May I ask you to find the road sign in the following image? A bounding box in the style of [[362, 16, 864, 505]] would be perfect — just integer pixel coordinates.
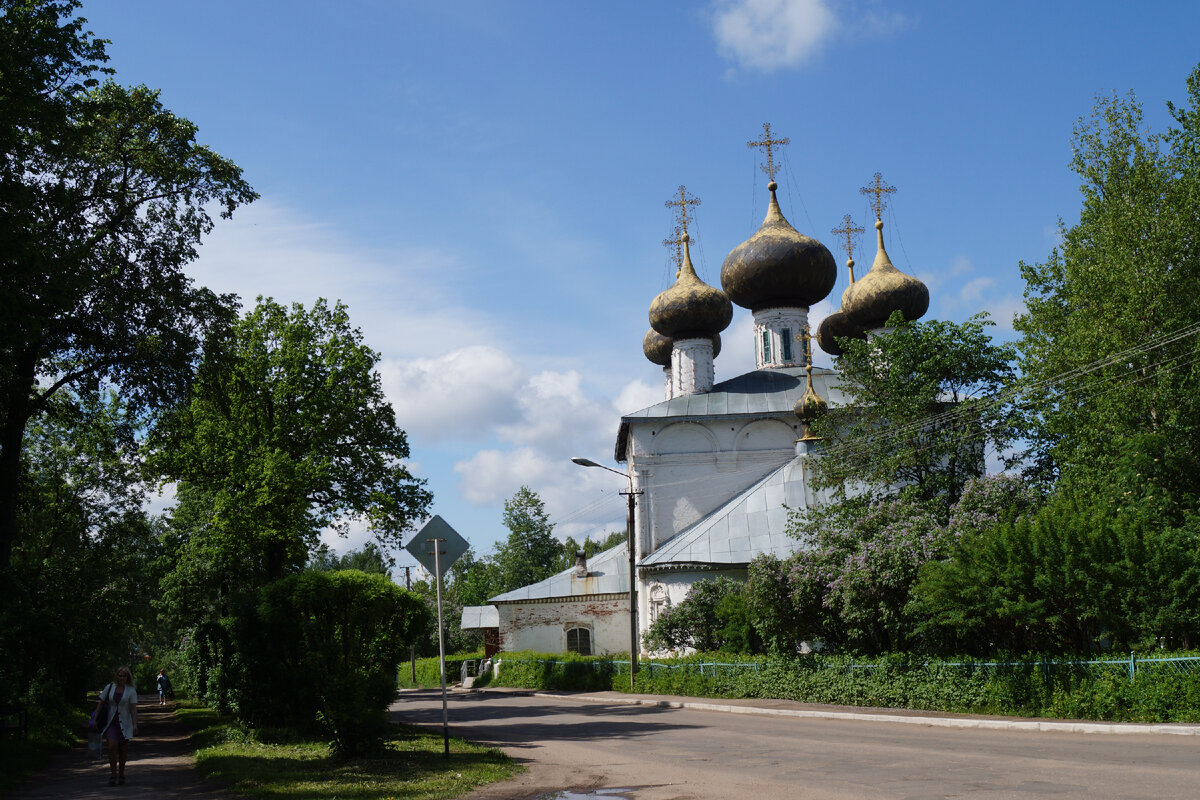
[[405, 515, 469, 577]]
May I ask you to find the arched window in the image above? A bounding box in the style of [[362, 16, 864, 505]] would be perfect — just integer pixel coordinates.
[[761, 330, 772, 363], [566, 626, 592, 655], [781, 328, 793, 362]]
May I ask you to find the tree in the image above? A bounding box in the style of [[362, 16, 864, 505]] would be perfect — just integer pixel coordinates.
[[1, 390, 161, 710], [309, 541, 393, 575], [813, 313, 1017, 520], [491, 486, 560, 595], [1015, 64, 1200, 498], [0, 0, 256, 568], [151, 298, 431, 615]]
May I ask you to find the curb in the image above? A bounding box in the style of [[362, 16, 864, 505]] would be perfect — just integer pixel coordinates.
[[518, 690, 1200, 736]]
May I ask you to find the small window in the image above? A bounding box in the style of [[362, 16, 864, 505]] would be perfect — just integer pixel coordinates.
[[781, 328, 793, 362], [761, 330, 771, 363], [566, 627, 592, 655]]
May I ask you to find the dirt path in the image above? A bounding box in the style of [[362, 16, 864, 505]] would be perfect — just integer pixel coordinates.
[[6, 704, 236, 800]]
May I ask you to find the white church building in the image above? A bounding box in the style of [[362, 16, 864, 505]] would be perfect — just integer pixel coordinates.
[[485, 128, 928, 656]]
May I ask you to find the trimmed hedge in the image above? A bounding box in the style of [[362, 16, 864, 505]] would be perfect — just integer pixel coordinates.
[[441, 650, 1200, 723]]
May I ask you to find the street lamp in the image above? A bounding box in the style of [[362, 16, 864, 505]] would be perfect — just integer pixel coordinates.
[[572, 456, 640, 689]]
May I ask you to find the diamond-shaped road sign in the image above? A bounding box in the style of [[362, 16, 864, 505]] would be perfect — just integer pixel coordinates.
[[405, 515, 469, 577]]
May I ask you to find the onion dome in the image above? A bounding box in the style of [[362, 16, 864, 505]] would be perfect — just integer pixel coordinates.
[[643, 328, 672, 366], [720, 181, 837, 312], [794, 335, 827, 441], [840, 218, 929, 331], [649, 234, 732, 339], [816, 308, 859, 357], [643, 329, 721, 366]]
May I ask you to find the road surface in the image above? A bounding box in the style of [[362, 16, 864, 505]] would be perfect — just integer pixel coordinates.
[[389, 688, 1200, 800]]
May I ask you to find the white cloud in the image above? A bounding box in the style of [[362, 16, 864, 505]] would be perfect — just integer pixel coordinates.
[[615, 379, 662, 416], [711, 0, 837, 72], [381, 346, 526, 442], [950, 255, 975, 276], [189, 198, 496, 359]]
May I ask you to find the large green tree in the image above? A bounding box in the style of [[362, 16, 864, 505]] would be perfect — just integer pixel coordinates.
[[1015, 64, 1200, 497], [813, 313, 1017, 520], [491, 485, 560, 595], [0, 0, 255, 567], [151, 298, 431, 618]]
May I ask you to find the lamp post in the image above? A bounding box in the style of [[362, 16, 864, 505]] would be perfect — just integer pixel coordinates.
[[572, 456, 641, 690]]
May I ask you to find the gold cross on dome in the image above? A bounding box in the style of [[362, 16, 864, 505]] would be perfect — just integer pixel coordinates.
[[665, 185, 701, 239], [831, 214, 864, 264], [662, 226, 685, 270], [747, 122, 790, 182], [860, 172, 897, 220]]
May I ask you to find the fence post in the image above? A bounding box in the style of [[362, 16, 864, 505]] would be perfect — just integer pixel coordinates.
[[1129, 652, 1136, 679]]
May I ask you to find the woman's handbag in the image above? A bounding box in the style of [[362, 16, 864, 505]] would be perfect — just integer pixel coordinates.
[[89, 684, 110, 732]]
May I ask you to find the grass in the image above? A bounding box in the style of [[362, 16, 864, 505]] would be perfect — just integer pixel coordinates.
[[178, 700, 524, 800]]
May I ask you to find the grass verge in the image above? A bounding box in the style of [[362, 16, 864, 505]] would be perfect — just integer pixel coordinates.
[[178, 701, 523, 800]]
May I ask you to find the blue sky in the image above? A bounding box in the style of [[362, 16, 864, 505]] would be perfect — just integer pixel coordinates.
[[84, 1, 1200, 572]]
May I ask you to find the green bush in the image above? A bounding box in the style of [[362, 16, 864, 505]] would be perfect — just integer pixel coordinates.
[[487, 651, 627, 692], [398, 652, 484, 689], [247, 570, 430, 756]]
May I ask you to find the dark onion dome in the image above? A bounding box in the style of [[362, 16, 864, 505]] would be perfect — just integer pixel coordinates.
[[643, 328, 672, 366], [720, 181, 837, 312], [816, 308, 860, 357], [839, 218, 929, 331], [649, 234, 733, 339], [643, 329, 721, 366]]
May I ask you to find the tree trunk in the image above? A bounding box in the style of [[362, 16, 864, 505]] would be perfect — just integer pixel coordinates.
[[0, 346, 38, 570]]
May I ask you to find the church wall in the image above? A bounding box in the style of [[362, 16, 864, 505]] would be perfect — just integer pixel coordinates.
[[495, 596, 629, 656], [627, 415, 798, 554]]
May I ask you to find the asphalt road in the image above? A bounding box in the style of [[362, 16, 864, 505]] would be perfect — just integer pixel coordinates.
[[389, 689, 1200, 800]]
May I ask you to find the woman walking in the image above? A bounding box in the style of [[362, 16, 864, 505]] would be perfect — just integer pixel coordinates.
[[94, 666, 138, 786]]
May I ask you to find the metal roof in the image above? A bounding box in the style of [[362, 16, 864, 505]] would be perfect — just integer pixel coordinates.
[[638, 458, 809, 568], [460, 605, 499, 629], [488, 540, 630, 603], [616, 367, 838, 460]]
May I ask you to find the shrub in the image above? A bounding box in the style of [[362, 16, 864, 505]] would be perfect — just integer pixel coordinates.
[[248, 570, 430, 756]]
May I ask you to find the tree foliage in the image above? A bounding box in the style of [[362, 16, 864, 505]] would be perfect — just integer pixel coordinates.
[[151, 297, 431, 605], [491, 485, 560, 595], [0, 0, 256, 568], [814, 313, 1017, 520], [642, 577, 760, 655], [1015, 65, 1200, 496]]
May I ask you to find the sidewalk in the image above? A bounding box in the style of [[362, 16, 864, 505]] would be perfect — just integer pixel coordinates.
[[6, 704, 237, 800], [465, 685, 1200, 736]]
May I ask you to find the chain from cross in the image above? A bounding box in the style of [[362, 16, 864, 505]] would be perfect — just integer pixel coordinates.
[[747, 122, 790, 183], [831, 214, 864, 263], [662, 225, 685, 270], [664, 185, 701, 239], [860, 172, 897, 220]]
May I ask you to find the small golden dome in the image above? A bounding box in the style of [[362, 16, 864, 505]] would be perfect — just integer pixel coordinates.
[[840, 218, 929, 330], [720, 181, 837, 312], [649, 234, 733, 339]]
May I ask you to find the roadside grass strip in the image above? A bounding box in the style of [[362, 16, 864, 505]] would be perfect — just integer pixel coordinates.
[[178, 703, 522, 799]]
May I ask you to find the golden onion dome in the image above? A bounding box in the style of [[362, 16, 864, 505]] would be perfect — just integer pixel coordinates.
[[794, 378, 827, 425], [840, 218, 929, 331], [643, 329, 721, 366], [649, 234, 733, 339], [720, 181, 837, 312]]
